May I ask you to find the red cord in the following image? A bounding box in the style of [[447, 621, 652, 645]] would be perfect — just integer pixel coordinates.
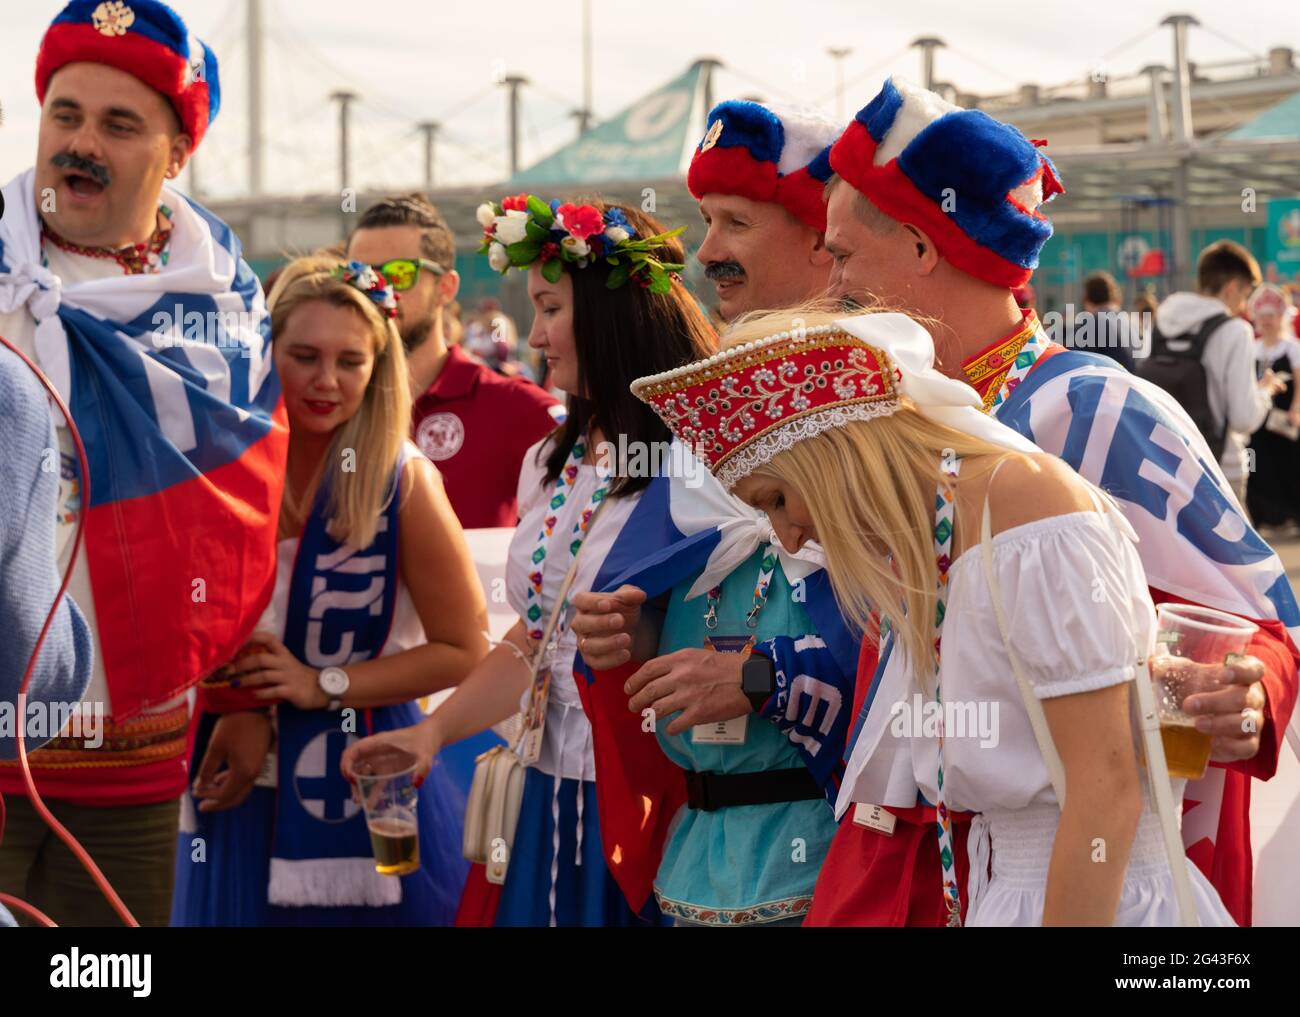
[[0, 892, 57, 928], [0, 334, 139, 928]]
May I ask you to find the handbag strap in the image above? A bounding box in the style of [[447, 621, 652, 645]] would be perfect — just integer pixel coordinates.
[[977, 457, 1067, 805], [511, 498, 609, 751]]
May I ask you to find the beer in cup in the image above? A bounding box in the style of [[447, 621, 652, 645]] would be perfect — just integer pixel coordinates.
[[348, 744, 420, 876], [1151, 604, 1257, 780]]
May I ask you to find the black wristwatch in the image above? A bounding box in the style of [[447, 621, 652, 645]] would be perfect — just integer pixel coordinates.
[[741, 652, 775, 713]]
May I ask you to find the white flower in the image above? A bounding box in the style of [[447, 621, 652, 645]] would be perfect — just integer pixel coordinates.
[[604, 225, 630, 244], [562, 235, 590, 259], [476, 202, 497, 228], [488, 242, 510, 273], [493, 210, 530, 245]]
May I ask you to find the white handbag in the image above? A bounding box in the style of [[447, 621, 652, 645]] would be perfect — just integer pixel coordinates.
[[461, 533, 594, 884], [976, 479, 1198, 926]]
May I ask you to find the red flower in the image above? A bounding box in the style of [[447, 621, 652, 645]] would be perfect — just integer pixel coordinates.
[[501, 194, 529, 212], [540, 241, 560, 262], [556, 203, 604, 241]]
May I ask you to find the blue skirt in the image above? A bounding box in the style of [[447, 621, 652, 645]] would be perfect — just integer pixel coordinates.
[[494, 767, 668, 927], [172, 712, 470, 927]]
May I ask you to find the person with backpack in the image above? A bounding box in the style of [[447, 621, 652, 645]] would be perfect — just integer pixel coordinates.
[[1145, 241, 1285, 506]]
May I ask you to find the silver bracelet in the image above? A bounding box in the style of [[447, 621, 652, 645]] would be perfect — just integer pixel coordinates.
[[488, 633, 532, 669]]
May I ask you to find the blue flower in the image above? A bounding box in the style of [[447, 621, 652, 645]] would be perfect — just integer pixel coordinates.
[[604, 207, 637, 240]]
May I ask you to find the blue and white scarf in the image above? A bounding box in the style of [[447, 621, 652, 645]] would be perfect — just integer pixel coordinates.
[[268, 454, 420, 908]]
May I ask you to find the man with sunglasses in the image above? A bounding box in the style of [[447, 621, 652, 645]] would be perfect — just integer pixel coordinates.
[[348, 194, 562, 528]]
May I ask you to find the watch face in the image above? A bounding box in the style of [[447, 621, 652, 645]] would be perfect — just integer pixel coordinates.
[[319, 666, 349, 696], [742, 656, 774, 697]]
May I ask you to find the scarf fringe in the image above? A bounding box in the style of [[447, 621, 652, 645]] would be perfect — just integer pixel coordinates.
[[268, 857, 402, 908]]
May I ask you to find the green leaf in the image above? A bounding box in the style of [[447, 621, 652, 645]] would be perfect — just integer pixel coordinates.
[[605, 256, 620, 266], [605, 264, 629, 289], [526, 196, 553, 224], [658, 262, 685, 272], [506, 240, 540, 266], [649, 271, 672, 294], [541, 258, 564, 284], [525, 219, 551, 242]]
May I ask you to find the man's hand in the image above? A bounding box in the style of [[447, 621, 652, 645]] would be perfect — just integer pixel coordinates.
[[192, 710, 273, 813], [1159, 653, 1268, 763], [570, 585, 649, 669], [625, 648, 752, 736]]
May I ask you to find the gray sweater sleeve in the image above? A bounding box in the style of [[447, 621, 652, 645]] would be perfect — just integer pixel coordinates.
[[0, 344, 93, 761]]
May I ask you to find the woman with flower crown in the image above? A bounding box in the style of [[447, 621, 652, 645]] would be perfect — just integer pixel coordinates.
[[633, 305, 1235, 927], [171, 255, 489, 926], [343, 196, 717, 926]]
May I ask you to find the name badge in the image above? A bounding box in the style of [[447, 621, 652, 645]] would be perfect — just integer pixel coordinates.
[[254, 745, 278, 789], [517, 666, 553, 767], [691, 635, 754, 746], [852, 802, 896, 836]]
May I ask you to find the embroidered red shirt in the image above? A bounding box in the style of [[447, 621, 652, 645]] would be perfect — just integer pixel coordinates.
[[411, 346, 562, 529]]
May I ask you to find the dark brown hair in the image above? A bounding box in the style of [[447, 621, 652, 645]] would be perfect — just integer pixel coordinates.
[[352, 193, 456, 270], [1083, 270, 1121, 306], [541, 200, 717, 496], [1197, 239, 1261, 295]]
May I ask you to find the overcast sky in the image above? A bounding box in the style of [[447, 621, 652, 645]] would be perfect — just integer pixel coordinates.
[[0, 0, 1294, 199]]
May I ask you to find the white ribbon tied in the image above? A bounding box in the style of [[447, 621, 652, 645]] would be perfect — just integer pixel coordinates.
[[665, 443, 826, 600]]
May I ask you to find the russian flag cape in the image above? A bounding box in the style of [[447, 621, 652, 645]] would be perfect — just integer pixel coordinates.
[[990, 341, 1300, 863], [0, 169, 288, 717], [571, 448, 859, 912]]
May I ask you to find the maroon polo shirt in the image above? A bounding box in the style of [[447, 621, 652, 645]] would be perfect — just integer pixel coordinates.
[[411, 346, 563, 528]]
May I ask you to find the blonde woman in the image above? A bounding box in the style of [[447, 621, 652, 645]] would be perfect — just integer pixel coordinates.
[[173, 257, 488, 927], [633, 307, 1234, 927]]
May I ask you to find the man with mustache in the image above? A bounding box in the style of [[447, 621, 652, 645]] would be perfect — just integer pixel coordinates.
[[569, 101, 857, 927], [0, 0, 285, 926], [807, 78, 1298, 926], [693, 101, 838, 322]]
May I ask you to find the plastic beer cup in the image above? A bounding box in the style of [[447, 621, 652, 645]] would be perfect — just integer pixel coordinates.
[[1151, 604, 1257, 780], [349, 744, 420, 876]]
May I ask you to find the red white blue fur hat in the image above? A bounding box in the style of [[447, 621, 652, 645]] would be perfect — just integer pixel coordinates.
[[36, 0, 221, 150], [830, 79, 1063, 288], [688, 100, 840, 232]]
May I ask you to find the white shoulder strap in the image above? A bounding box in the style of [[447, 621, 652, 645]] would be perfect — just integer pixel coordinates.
[[977, 463, 1068, 806]]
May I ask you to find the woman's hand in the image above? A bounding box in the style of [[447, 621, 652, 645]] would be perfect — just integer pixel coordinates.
[[340, 717, 442, 788], [227, 631, 327, 710], [192, 710, 274, 813]]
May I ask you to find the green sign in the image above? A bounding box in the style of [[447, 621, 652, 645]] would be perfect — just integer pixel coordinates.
[[1266, 198, 1300, 278], [510, 64, 704, 186]]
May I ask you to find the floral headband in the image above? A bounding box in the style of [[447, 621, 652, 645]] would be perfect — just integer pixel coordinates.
[[336, 261, 399, 318], [476, 194, 685, 292]]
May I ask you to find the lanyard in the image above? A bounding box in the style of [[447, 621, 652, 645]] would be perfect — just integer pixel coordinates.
[[524, 438, 610, 644], [702, 544, 779, 630], [933, 454, 963, 927], [988, 326, 1051, 412]]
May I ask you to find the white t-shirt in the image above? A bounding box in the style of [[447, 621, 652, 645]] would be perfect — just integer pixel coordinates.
[[505, 437, 643, 782]]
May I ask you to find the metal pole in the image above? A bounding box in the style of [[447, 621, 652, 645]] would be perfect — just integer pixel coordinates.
[[1162, 13, 1198, 145], [417, 121, 439, 191], [248, 0, 264, 196], [582, 0, 592, 135], [1141, 64, 1169, 144], [330, 91, 357, 193], [911, 36, 946, 91], [501, 75, 529, 176], [827, 48, 852, 121]]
